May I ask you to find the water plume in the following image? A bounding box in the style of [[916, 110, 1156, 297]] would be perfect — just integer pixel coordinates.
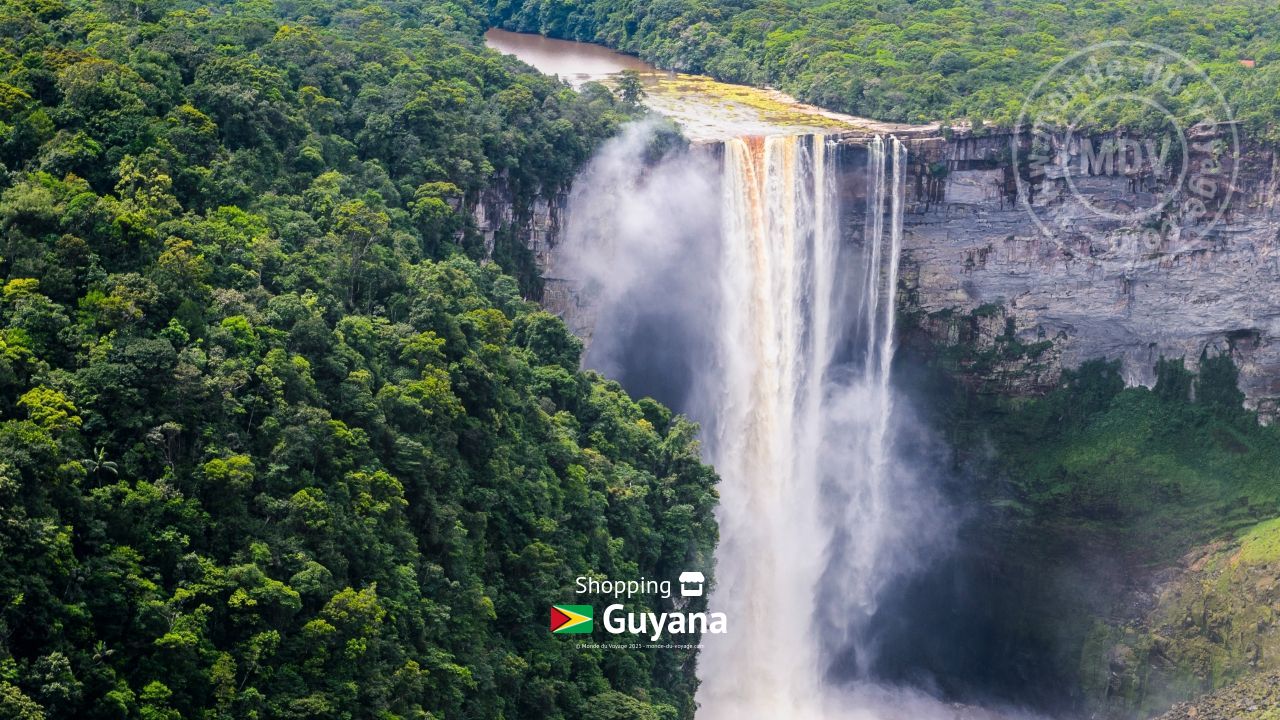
[[555, 122, 1043, 719]]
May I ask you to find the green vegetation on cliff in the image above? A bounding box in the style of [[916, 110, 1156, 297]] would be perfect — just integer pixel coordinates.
[[486, 0, 1280, 135], [932, 349, 1280, 716], [956, 355, 1280, 554], [1083, 516, 1280, 718], [0, 0, 718, 718], [1157, 671, 1280, 720]]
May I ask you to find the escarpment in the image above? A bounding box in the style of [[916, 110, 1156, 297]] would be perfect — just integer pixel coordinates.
[[890, 131, 1280, 420], [533, 127, 1280, 418]]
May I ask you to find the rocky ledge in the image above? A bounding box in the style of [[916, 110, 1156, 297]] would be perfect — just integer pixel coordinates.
[[882, 131, 1280, 420], [1155, 672, 1280, 719]]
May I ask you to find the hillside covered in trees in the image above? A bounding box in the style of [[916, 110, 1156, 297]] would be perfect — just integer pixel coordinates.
[[0, 0, 719, 718], [486, 0, 1280, 135]]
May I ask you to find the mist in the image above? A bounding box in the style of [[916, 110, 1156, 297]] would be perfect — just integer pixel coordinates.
[[553, 121, 1056, 720], [551, 120, 722, 416]]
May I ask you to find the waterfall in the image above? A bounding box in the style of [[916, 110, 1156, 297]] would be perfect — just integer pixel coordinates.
[[695, 133, 908, 717], [826, 135, 909, 673], [558, 124, 972, 717]]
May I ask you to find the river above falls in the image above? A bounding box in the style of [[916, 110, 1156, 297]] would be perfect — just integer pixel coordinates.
[[484, 29, 934, 142]]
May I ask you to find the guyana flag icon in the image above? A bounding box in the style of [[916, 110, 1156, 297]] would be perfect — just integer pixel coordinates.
[[550, 605, 593, 634]]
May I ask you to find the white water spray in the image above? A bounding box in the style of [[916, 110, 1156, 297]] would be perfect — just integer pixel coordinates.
[[694, 133, 908, 717], [556, 124, 1041, 719], [821, 136, 911, 671]]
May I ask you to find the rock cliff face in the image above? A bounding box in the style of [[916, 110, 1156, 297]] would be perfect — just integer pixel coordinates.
[[473, 188, 563, 267], [533, 128, 1280, 416], [874, 131, 1280, 418], [469, 180, 566, 292]]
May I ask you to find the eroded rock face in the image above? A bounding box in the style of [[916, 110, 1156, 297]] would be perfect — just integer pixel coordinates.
[[535, 129, 1280, 416], [884, 132, 1280, 418], [470, 181, 565, 273]]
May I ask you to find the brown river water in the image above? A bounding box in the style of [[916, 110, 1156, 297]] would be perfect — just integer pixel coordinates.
[[484, 29, 932, 141], [484, 29, 655, 84]]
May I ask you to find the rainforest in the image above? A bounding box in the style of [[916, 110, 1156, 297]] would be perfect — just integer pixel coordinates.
[[2, 0, 1280, 719]]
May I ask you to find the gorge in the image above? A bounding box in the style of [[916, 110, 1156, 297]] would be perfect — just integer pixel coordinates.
[[3, 0, 1279, 716], [487, 29, 1280, 720]]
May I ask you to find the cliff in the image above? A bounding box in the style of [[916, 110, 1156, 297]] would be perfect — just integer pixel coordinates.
[[465, 178, 569, 300], [534, 129, 1280, 419], [471, 184, 564, 270], [874, 131, 1280, 420]]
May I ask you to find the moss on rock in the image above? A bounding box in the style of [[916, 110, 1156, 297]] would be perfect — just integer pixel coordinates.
[[1082, 518, 1280, 717]]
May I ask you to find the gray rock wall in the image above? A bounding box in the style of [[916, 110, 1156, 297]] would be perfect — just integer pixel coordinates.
[[534, 129, 1280, 417], [874, 132, 1280, 418], [469, 181, 565, 281]]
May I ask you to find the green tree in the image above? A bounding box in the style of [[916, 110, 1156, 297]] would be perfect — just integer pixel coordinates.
[[616, 70, 646, 110]]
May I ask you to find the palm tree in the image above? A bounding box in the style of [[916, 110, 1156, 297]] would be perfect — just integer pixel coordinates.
[[82, 445, 118, 479]]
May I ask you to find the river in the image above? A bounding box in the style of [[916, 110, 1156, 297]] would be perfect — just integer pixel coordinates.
[[485, 29, 931, 142]]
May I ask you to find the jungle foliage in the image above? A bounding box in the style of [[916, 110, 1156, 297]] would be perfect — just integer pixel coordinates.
[[0, 0, 719, 718], [486, 0, 1280, 136], [956, 355, 1280, 553]]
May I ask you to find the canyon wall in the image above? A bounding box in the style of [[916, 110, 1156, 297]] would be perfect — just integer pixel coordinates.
[[533, 129, 1280, 417], [845, 130, 1280, 418]]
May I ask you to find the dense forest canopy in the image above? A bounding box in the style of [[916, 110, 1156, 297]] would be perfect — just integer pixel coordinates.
[[0, 0, 718, 717], [486, 0, 1280, 136], [5, 0, 1278, 714]]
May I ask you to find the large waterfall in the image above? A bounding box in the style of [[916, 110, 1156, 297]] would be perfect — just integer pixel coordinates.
[[557, 125, 991, 717], [694, 133, 908, 716]]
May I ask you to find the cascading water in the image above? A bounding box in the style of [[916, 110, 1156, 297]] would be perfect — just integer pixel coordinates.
[[694, 133, 908, 717], [694, 134, 834, 716], [820, 135, 910, 675], [558, 124, 1028, 718]]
